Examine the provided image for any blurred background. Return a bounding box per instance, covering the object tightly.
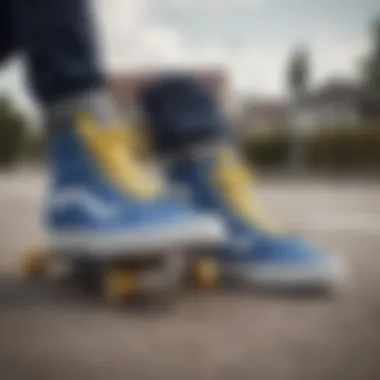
[0,1,380,380]
[0,0,379,174]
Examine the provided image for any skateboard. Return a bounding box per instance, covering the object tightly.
[21,246,220,306]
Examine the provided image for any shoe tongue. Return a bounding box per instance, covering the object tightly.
[46,90,121,131]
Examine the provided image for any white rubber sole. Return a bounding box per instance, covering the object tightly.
[223,253,346,288]
[46,214,225,257]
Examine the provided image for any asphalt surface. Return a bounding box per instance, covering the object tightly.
[0,169,379,380]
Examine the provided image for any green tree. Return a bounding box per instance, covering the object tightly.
[364,16,380,91]
[286,46,310,99]
[0,96,28,167]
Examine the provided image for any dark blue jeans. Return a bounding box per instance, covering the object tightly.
[0,0,104,105]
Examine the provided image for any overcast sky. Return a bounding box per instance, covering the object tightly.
[0,0,378,116]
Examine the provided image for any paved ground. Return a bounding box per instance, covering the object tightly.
[0,169,379,380]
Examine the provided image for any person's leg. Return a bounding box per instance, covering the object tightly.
[139,75,345,290]
[13,0,224,277]
[12,0,103,105]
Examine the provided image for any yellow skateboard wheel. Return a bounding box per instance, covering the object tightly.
[103,268,136,304]
[21,249,47,279]
[193,258,219,289]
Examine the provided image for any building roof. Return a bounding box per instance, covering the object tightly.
[299,80,366,106]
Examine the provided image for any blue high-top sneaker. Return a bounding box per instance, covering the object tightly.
[43,91,225,256]
[139,75,345,289]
